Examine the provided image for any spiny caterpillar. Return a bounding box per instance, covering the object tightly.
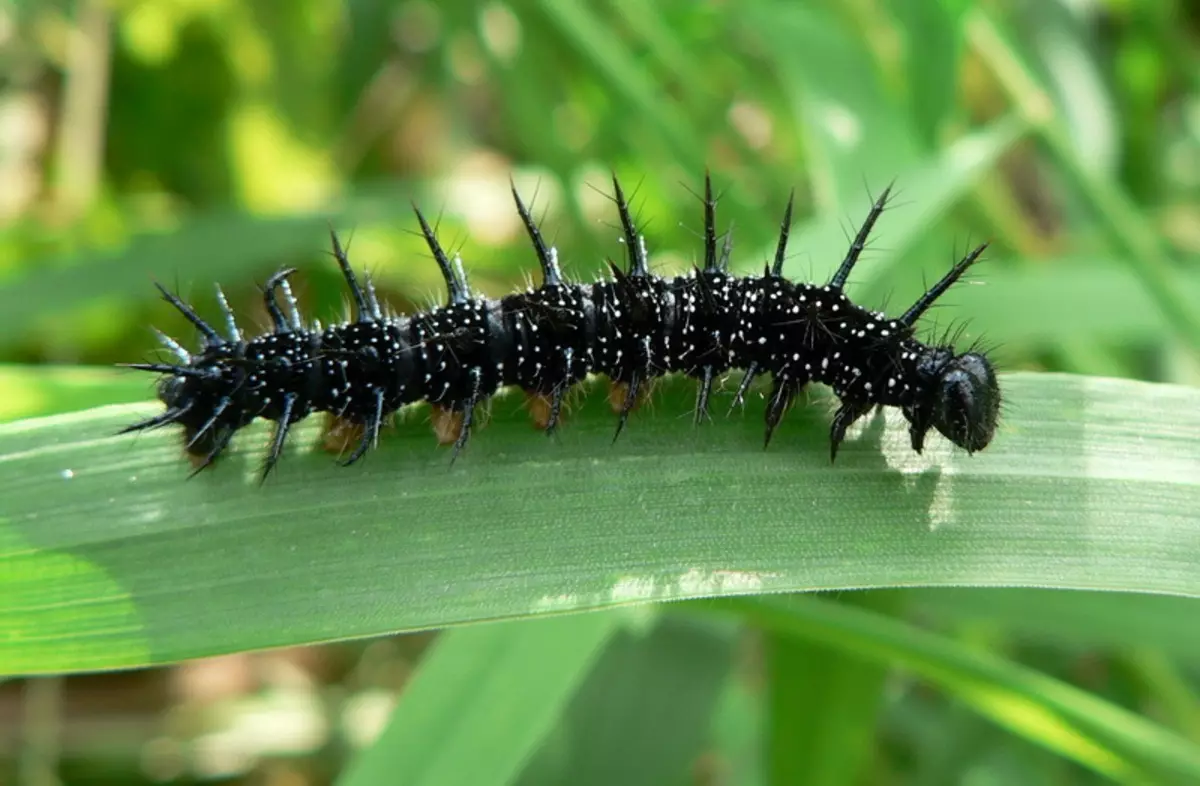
[121,173,1001,480]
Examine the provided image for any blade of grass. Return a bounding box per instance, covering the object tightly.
[930,260,1200,347]
[884,698,1019,786]
[745,7,1028,355]
[765,591,897,786]
[908,588,1200,663]
[965,7,1200,352]
[338,611,623,786]
[0,372,1198,674]
[891,0,971,145]
[532,0,706,168]
[0,182,414,347]
[774,116,1024,289]
[1125,650,1200,744]
[744,1,923,205]
[716,593,1200,784]
[516,612,736,786]
[709,661,765,786]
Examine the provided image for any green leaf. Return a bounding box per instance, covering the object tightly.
[745,1,924,203]
[338,611,623,786]
[532,0,706,166]
[765,592,896,786]
[1,371,1198,675]
[709,660,766,786]
[718,593,1200,784]
[892,0,972,145]
[967,6,1200,351]
[784,115,1024,299]
[915,260,1200,348]
[0,183,415,348]
[908,588,1200,662]
[0,364,153,423]
[517,612,736,786]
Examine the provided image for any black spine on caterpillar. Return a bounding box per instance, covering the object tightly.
[311,231,415,466]
[121,172,1001,481]
[500,181,594,435]
[666,171,744,424]
[590,175,678,441]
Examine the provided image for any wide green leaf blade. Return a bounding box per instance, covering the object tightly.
[1,372,1198,675]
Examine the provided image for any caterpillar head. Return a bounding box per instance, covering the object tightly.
[121,345,251,466]
[153,371,220,457]
[907,349,1000,454]
[156,373,188,409]
[931,351,999,453]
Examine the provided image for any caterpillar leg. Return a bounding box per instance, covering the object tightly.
[729,363,759,413]
[526,393,554,432]
[527,384,569,435]
[260,392,298,483]
[694,365,715,425]
[763,372,808,449]
[450,367,483,464]
[829,400,873,462]
[187,425,235,477]
[527,348,576,435]
[321,415,360,456]
[341,387,385,466]
[610,374,647,443]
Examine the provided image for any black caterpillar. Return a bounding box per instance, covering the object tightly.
[122,173,1000,480]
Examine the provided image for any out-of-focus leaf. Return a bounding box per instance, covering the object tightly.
[0,183,415,347]
[720,593,1200,784]
[908,588,1200,663]
[338,611,622,786]
[517,613,736,786]
[0,365,152,423]
[892,0,971,145]
[765,592,896,786]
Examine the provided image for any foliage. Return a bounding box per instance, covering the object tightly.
[2,0,1199,784]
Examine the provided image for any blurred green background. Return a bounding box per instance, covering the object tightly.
[2,0,1199,784]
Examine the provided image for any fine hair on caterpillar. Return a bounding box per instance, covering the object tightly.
[121,171,1002,481]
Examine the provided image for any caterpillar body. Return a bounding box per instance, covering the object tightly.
[122,173,1001,481]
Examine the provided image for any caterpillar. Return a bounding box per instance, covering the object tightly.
[121,173,1001,481]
